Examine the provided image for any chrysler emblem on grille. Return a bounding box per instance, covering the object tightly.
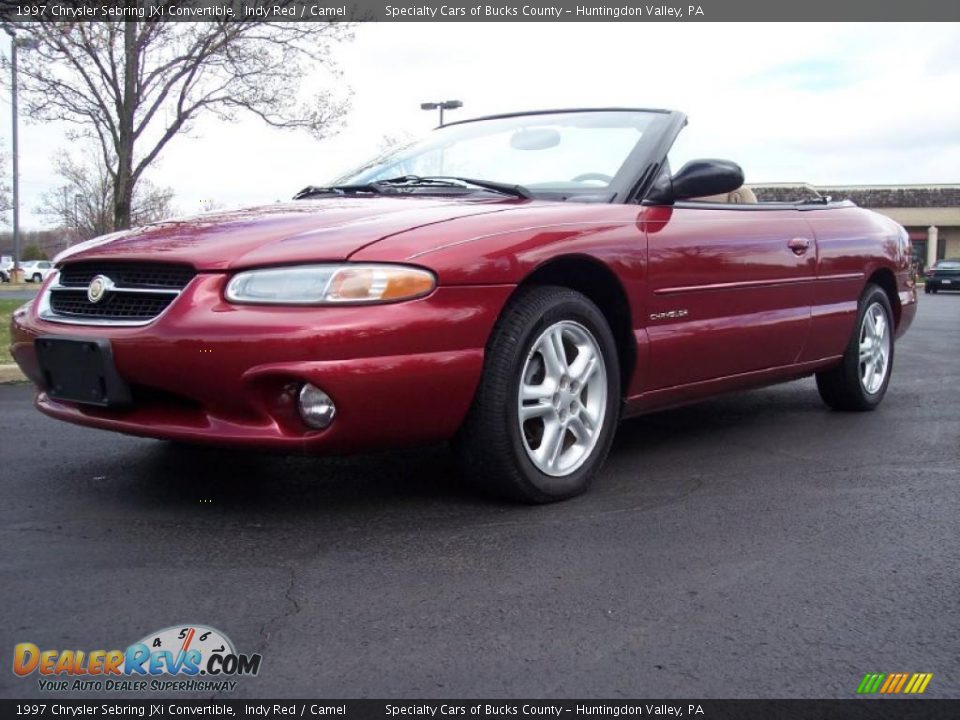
[87,275,115,304]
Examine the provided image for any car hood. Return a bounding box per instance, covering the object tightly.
[55,197,529,271]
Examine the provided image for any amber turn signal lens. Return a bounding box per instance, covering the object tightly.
[326,266,435,303]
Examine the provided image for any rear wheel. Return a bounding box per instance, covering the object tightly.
[456,286,620,503]
[815,284,894,411]
[32,273,42,283]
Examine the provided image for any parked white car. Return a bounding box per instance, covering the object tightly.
[20,260,55,284]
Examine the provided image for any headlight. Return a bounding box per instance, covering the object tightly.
[225,264,436,305]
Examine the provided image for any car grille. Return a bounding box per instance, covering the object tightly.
[42,262,196,325]
[49,289,177,320]
[59,262,195,289]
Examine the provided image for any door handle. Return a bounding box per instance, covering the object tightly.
[788,237,811,255]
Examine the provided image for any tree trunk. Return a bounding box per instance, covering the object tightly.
[113,20,139,230]
[112,173,133,231]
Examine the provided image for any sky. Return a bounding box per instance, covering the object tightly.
[1,21,959,230]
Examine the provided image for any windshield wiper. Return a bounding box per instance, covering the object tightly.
[293,184,383,199]
[295,176,533,201]
[376,175,533,200]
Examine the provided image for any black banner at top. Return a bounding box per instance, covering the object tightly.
[0,0,958,22]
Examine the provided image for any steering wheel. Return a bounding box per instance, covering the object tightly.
[570,173,613,184]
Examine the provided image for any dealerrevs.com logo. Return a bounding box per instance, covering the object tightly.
[13,625,261,693]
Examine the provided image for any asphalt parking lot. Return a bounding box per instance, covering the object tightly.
[1,293,958,700]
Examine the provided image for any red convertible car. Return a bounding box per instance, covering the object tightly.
[10,109,917,502]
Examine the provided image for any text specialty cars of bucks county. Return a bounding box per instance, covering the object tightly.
[10,108,917,502]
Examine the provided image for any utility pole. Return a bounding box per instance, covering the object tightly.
[5,29,38,278]
[7,28,20,276]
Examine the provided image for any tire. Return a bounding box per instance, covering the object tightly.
[924,286,931,294]
[456,285,621,503]
[32,273,42,283]
[815,283,895,411]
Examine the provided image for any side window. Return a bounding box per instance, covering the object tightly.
[665,128,754,204]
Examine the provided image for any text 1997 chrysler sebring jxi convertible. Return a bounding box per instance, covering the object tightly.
[10,109,916,502]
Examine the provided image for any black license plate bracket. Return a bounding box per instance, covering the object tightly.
[35,337,132,407]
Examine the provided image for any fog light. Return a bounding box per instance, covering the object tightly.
[298,383,336,429]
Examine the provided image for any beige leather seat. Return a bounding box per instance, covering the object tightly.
[694,186,758,204]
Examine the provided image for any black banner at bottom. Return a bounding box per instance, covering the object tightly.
[1,700,958,720]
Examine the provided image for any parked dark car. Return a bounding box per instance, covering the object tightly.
[924,259,960,293]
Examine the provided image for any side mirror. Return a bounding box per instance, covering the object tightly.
[645,159,745,204]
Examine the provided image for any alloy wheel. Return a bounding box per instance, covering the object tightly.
[517,320,608,477]
[858,302,891,395]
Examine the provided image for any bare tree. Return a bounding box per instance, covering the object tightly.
[38,151,175,241]
[6,14,352,230]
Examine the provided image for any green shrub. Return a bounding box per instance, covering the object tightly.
[21,244,47,261]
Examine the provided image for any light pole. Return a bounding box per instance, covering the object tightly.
[420,100,462,127]
[5,28,38,278]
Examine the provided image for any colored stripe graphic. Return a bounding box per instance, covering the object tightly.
[893,673,910,693]
[879,674,896,693]
[857,673,885,694]
[905,673,933,694]
[857,672,932,694]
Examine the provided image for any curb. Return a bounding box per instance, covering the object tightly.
[0,364,27,383]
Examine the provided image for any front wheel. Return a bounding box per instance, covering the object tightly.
[815,284,894,411]
[456,286,621,503]
[32,273,42,283]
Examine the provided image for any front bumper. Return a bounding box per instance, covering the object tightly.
[11,274,513,453]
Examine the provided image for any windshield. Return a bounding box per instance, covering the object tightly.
[934,260,960,269]
[335,110,664,199]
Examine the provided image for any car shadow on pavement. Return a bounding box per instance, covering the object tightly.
[105,381,827,521]
[129,439,495,514]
